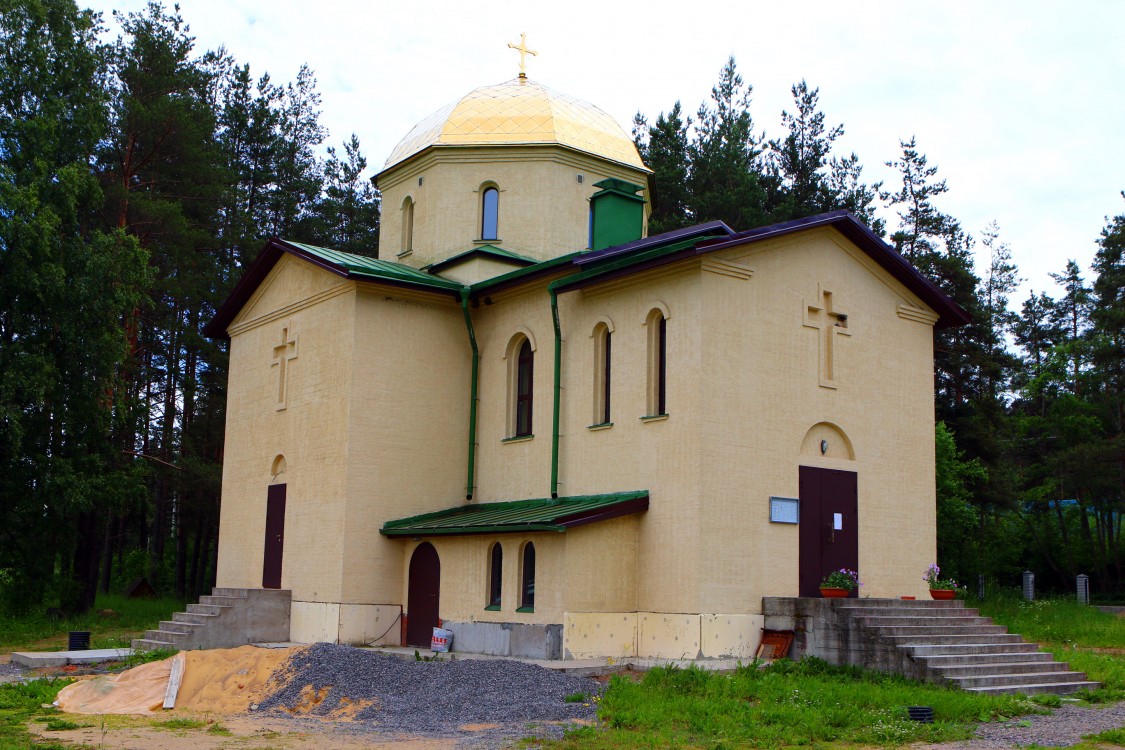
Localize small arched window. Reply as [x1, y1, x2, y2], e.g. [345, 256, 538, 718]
[519, 542, 536, 611]
[515, 338, 534, 437]
[401, 197, 414, 254]
[481, 186, 499, 241]
[646, 309, 667, 416]
[592, 323, 612, 425]
[487, 542, 502, 609]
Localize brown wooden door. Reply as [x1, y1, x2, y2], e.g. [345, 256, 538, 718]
[406, 542, 441, 647]
[262, 484, 286, 589]
[798, 466, 858, 597]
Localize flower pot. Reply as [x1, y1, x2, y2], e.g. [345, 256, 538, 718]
[819, 587, 849, 598]
[900, 596, 916, 600]
[929, 588, 955, 600]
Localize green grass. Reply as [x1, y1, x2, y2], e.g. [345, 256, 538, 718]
[975, 595, 1125, 697]
[975, 596, 1125, 650]
[1084, 726, 1125, 745]
[543, 657, 1044, 749]
[153, 717, 209, 730]
[0, 594, 185, 652]
[0, 679, 76, 749]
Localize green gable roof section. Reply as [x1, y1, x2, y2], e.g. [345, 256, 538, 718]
[204, 237, 466, 339]
[380, 491, 649, 538]
[279, 240, 464, 291]
[424, 244, 539, 275]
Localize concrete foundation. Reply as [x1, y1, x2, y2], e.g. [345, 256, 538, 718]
[443, 620, 563, 660]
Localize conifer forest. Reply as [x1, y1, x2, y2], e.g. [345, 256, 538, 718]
[1, 0, 1122, 613]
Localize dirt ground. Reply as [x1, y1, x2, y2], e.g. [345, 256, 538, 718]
[28, 713, 465, 749]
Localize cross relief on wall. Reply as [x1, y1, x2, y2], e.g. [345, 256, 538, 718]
[272, 324, 298, 410]
[803, 286, 850, 389]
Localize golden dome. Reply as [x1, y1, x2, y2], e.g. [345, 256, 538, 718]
[383, 78, 649, 172]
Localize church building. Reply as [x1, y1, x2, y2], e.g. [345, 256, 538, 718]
[205, 59, 968, 660]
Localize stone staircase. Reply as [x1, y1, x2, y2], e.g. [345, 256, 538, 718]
[132, 588, 292, 651]
[764, 597, 1100, 695]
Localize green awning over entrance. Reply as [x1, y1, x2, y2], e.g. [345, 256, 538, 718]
[380, 491, 649, 538]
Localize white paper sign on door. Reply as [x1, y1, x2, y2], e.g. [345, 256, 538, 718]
[833, 513, 843, 530]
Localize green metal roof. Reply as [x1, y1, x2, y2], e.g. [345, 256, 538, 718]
[380, 491, 649, 537]
[425, 244, 539, 274]
[468, 251, 581, 294]
[281, 240, 465, 292]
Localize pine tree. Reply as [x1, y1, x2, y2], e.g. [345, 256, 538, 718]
[635, 102, 692, 234]
[305, 134, 381, 256]
[688, 57, 768, 230]
[0, 0, 149, 612]
[882, 137, 952, 263]
[767, 80, 841, 218]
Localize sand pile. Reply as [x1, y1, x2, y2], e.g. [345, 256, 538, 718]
[56, 645, 298, 716]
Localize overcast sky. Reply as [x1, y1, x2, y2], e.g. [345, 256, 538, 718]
[85, 0, 1125, 301]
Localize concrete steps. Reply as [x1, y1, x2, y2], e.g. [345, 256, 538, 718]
[131, 588, 291, 651]
[763, 597, 1100, 696]
[853, 602, 1099, 695]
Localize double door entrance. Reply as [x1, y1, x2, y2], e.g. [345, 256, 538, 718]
[798, 466, 858, 597]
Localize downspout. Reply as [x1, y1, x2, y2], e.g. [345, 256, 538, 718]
[549, 287, 562, 499]
[459, 289, 479, 501]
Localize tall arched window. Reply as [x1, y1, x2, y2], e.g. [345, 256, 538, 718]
[519, 542, 536, 611]
[592, 323, 612, 425]
[481, 186, 499, 241]
[515, 338, 534, 437]
[646, 309, 667, 416]
[487, 542, 502, 609]
[400, 197, 414, 254]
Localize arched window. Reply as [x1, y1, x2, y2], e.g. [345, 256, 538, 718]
[400, 197, 414, 254]
[592, 323, 612, 425]
[519, 542, 536, 611]
[481, 186, 499, 241]
[646, 309, 667, 416]
[514, 338, 534, 437]
[487, 542, 502, 609]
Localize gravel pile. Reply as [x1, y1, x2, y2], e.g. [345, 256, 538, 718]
[256, 643, 600, 745]
[968, 701, 1125, 747]
[918, 701, 1125, 750]
[0, 661, 27, 684]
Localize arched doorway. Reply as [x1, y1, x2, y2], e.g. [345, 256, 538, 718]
[406, 542, 440, 647]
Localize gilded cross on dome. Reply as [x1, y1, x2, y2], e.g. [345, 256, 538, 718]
[803, 286, 850, 389]
[507, 33, 538, 79]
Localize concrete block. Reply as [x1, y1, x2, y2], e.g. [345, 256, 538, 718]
[638, 613, 701, 659]
[511, 623, 562, 660]
[10, 648, 132, 668]
[442, 620, 563, 660]
[700, 614, 763, 659]
[444, 621, 510, 656]
[564, 612, 637, 660]
[11, 652, 67, 668]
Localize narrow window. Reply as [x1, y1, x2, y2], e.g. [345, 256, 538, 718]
[657, 316, 667, 415]
[515, 339, 534, 437]
[592, 323, 612, 425]
[646, 309, 667, 416]
[520, 542, 536, 611]
[481, 186, 499, 241]
[487, 542, 502, 609]
[401, 197, 414, 254]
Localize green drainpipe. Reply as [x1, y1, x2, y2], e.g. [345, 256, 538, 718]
[459, 289, 479, 500]
[549, 287, 562, 499]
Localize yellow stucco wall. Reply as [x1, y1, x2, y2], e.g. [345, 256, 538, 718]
[695, 228, 937, 605]
[216, 255, 356, 606]
[378, 146, 649, 269]
[216, 220, 942, 654]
